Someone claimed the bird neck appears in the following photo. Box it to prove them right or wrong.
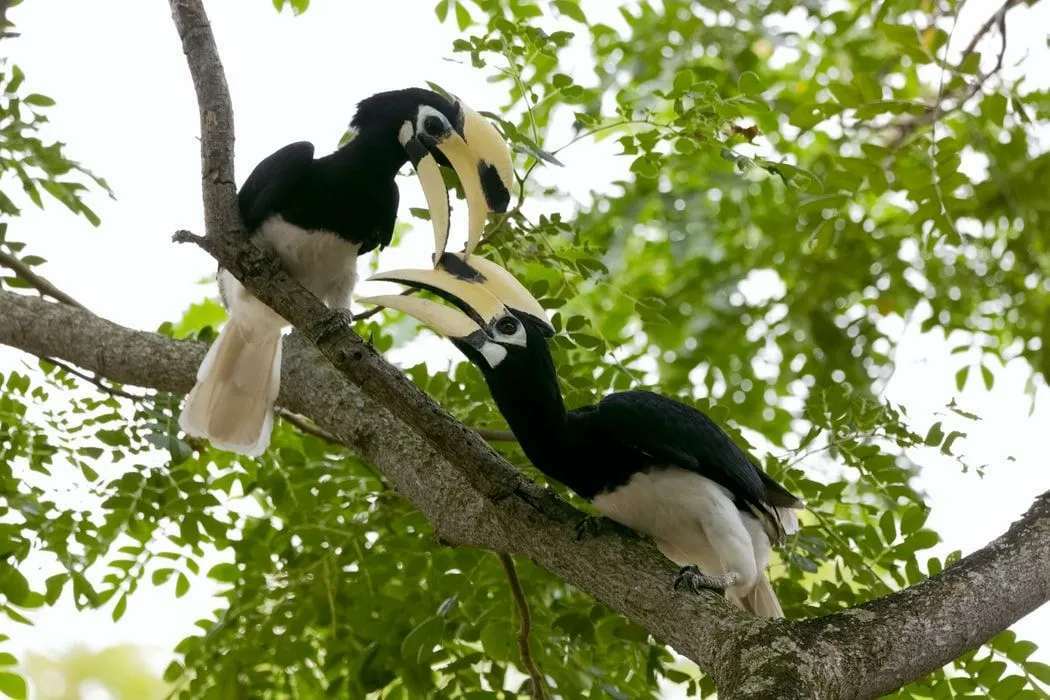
[331,127,407,181]
[483,341,576,484]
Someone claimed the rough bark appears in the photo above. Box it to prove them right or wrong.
[1,0,1046,696]
[4,280,1050,699]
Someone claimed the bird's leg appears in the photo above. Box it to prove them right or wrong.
[673,565,739,595]
[574,515,638,542]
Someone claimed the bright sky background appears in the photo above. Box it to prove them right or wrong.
[3,0,1049,695]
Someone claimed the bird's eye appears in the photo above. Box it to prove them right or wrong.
[496,316,519,336]
[423,115,445,135]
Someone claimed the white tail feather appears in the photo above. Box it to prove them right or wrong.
[743,573,784,618]
[776,506,800,536]
[179,319,283,457]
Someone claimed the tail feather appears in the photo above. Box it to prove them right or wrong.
[179,319,283,457]
[742,573,784,619]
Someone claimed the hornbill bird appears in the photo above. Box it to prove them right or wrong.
[179,88,513,456]
[360,255,803,617]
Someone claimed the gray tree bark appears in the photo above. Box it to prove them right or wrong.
[0,1,1046,697]
[3,288,1049,698]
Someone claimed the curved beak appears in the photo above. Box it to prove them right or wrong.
[369,254,555,337]
[427,99,514,258]
[356,294,482,342]
[405,135,450,263]
[438,253,554,336]
[368,266,510,330]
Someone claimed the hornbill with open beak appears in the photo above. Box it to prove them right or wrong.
[179,88,513,456]
[360,255,803,617]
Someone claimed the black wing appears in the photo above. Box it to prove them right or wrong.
[592,390,800,513]
[238,141,315,231]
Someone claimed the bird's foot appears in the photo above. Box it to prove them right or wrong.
[574,515,638,542]
[314,308,355,345]
[673,566,739,595]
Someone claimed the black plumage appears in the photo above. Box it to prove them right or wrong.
[362,257,804,617]
[180,89,514,457]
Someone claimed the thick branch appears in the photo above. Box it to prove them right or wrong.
[168,0,239,239]
[0,289,749,681]
[59,0,1036,695]
[4,281,1049,698]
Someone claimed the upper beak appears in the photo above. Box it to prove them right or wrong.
[369,254,555,337]
[425,99,514,259]
[437,253,554,336]
[368,265,511,330]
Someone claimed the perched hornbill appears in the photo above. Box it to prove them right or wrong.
[360,255,803,617]
[179,88,513,456]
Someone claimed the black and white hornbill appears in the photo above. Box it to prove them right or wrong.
[360,256,803,617]
[179,88,513,456]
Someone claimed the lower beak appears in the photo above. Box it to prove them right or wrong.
[368,266,509,329]
[432,132,490,255]
[407,136,451,264]
[356,294,481,341]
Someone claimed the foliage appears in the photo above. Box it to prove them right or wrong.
[3,0,1050,698]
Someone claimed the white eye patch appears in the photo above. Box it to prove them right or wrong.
[490,314,527,348]
[416,105,451,136]
[398,120,414,146]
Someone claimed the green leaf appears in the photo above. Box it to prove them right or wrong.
[739,71,763,95]
[0,655,15,668]
[924,422,944,446]
[454,1,472,30]
[1026,661,1050,684]
[207,563,239,583]
[434,0,449,22]
[0,672,26,700]
[23,94,56,108]
[879,512,896,543]
[112,593,127,621]
[980,364,994,390]
[480,620,514,662]
[553,0,586,23]
[175,572,190,598]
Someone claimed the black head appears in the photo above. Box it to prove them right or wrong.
[351,88,462,143]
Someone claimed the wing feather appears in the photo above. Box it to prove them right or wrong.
[592,390,801,537]
[238,141,315,231]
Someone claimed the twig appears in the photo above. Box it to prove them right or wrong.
[275,408,341,444]
[41,355,144,401]
[887,0,1019,149]
[497,552,547,700]
[0,249,89,310]
[475,427,516,442]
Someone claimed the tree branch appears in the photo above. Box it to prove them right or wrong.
[4,280,1049,697]
[0,288,751,684]
[498,552,547,699]
[0,249,88,310]
[0,1,1026,696]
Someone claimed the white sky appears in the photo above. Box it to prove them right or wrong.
[2,0,1048,693]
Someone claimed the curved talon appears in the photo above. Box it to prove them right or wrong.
[673,565,739,595]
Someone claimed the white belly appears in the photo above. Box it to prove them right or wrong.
[220,215,360,328]
[592,467,763,591]
[256,215,360,306]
